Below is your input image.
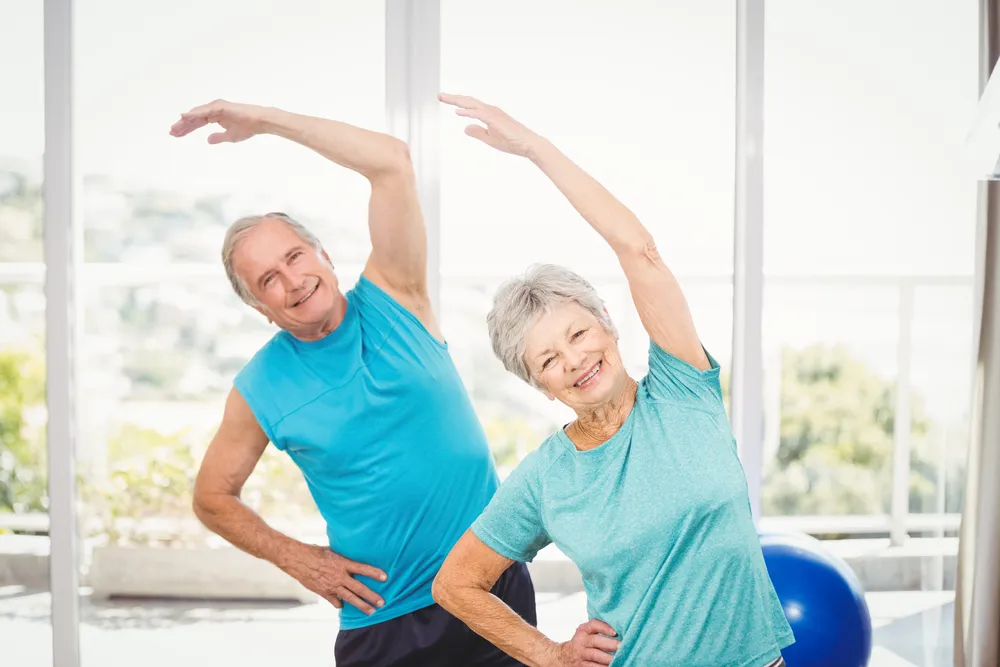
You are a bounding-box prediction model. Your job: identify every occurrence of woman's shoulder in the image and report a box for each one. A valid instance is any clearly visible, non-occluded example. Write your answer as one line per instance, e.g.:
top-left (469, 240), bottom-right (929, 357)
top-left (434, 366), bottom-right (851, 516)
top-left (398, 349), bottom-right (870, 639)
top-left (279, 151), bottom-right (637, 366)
top-left (504, 430), bottom-right (571, 481)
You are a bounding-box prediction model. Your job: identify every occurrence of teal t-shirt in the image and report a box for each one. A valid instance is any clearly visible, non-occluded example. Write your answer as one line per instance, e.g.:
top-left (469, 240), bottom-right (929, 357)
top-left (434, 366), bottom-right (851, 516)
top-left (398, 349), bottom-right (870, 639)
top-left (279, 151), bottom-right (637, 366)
top-left (472, 341), bottom-right (794, 666)
top-left (234, 276), bottom-right (500, 630)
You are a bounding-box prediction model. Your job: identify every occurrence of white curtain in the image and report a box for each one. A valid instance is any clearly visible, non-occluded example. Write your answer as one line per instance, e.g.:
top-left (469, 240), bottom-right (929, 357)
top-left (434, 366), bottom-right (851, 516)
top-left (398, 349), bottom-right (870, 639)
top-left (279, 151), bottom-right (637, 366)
top-left (955, 3), bottom-right (1000, 665)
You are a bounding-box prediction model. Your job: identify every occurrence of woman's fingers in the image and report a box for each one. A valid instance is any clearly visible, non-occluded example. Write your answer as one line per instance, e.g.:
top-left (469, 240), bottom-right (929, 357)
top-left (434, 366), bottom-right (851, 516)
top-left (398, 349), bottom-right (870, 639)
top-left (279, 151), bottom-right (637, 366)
top-left (582, 619), bottom-right (618, 637)
top-left (438, 92), bottom-right (484, 109)
top-left (582, 647), bottom-right (615, 665)
top-left (464, 125), bottom-right (491, 143)
top-left (587, 634), bottom-right (620, 653)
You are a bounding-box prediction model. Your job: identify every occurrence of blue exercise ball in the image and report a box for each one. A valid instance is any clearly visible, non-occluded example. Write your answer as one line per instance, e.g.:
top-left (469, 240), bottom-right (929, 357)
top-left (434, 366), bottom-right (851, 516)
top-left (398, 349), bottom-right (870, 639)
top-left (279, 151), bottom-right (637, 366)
top-left (759, 533), bottom-right (872, 667)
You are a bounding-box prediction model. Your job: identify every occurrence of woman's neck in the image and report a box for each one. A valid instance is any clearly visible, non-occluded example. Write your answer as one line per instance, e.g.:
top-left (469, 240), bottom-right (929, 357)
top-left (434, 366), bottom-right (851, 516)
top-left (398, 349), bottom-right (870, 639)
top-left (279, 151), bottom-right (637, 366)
top-left (566, 375), bottom-right (639, 451)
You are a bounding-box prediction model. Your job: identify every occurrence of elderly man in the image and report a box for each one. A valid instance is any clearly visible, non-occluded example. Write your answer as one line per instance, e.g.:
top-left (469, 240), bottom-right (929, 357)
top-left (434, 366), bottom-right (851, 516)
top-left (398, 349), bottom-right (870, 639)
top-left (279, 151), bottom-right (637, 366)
top-left (169, 100), bottom-right (536, 666)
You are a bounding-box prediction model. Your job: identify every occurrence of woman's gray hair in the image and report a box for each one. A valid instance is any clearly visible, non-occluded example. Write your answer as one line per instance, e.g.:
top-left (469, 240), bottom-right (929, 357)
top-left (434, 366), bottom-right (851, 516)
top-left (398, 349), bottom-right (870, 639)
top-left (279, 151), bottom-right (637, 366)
top-left (487, 264), bottom-right (617, 386)
top-left (222, 212), bottom-right (323, 306)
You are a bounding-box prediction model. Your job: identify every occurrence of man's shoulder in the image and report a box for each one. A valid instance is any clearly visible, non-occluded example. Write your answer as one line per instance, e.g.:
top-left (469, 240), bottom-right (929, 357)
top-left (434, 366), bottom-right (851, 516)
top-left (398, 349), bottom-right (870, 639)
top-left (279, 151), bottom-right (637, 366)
top-left (235, 331), bottom-right (294, 385)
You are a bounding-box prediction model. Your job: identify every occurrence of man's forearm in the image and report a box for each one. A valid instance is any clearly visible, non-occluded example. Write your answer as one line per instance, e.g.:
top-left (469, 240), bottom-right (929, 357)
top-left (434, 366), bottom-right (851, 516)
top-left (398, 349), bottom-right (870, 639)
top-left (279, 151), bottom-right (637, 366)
top-left (194, 492), bottom-right (305, 571)
top-left (260, 107), bottom-right (409, 180)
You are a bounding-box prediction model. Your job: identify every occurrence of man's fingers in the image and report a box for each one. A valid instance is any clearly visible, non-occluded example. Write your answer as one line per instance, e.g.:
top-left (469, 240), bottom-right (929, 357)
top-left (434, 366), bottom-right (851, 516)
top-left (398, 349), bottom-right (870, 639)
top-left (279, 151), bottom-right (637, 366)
top-left (168, 116), bottom-right (208, 137)
top-left (207, 130), bottom-right (237, 145)
top-left (342, 577), bottom-right (385, 610)
top-left (344, 560), bottom-right (388, 583)
top-left (338, 588), bottom-right (377, 616)
top-left (169, 100), bottom-right (230, 137)
top-left (182, 99), bottom-right (226, 118)
top-left (322, 593), bottom-right (343, 609)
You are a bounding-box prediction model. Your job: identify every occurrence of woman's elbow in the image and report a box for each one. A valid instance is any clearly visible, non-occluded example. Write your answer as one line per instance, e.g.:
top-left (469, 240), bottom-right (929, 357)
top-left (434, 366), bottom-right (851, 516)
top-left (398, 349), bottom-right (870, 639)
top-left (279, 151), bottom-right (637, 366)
top-left (432, 561), bottom-right (479, 614)
top-left (431, 569), bottom-right (456, 609)
top-left (615, 232), bottom-right (659, 263)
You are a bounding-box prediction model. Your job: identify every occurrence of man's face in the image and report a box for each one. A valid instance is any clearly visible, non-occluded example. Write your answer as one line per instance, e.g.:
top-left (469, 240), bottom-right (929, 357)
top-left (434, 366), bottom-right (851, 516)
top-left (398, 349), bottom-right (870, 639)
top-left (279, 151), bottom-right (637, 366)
top-left (232, 218), bottom-right (342, 338)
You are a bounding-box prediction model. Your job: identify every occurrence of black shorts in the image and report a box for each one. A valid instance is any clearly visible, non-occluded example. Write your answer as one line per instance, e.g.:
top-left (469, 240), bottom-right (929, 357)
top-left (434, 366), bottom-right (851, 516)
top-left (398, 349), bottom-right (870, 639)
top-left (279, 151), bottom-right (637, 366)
top-left (334, 561), bottom-right (537, 667)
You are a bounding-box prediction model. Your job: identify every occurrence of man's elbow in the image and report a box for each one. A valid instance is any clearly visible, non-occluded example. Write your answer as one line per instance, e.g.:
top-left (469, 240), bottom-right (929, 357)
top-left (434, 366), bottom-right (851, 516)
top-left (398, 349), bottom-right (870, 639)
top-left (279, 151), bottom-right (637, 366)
top-left (387, 138), bottom-right (411, 166)
top-left (191, 485), bottom-right (229, 529)
top-left (370, 138), bottom-right (414, 179)
top-left (191, 489), bottom-right (212, 526)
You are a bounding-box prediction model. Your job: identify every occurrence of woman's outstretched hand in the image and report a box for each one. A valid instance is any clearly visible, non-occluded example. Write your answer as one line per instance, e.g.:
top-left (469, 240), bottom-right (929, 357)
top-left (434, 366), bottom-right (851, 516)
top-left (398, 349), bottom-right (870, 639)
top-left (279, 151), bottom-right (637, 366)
top-left (438, 93), bottom-right (542, 159)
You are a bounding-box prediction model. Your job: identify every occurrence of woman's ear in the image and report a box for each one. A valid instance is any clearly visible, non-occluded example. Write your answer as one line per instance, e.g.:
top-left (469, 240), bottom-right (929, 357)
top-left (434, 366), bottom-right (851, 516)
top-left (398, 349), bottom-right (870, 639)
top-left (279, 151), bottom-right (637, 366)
top-left (601, 304), bottom-right (620, 341)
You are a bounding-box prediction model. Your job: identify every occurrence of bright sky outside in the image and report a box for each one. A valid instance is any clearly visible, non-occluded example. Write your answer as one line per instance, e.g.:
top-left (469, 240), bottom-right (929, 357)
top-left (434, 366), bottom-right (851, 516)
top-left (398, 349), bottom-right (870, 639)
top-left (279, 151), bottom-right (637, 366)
top-left (0, 0), bottom-right (983, 419)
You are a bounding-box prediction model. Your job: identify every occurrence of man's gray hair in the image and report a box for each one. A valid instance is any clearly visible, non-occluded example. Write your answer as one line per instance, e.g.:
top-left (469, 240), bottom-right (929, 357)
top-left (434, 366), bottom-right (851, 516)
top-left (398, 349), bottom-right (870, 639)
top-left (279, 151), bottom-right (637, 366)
top-left (221, 212), bottom-right (323, 306)
top-left (487, 264), bottom-right (617, 386)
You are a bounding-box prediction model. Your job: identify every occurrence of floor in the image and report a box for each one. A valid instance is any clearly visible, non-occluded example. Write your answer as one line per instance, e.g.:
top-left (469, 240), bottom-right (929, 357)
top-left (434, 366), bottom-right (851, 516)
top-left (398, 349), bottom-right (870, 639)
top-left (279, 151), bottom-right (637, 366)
top-left (0, 586), bottom-right (955, 666)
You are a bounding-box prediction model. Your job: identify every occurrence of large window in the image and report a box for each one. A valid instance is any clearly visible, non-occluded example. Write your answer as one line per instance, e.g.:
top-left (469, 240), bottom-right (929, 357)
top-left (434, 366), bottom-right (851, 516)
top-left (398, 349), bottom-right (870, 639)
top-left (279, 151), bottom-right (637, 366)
top-left (3, 3), bottom-right (984, 665)
top-left (71, 2), bottom-right (385, 664)
top-left (440, 0), bottom-right (736, 470)
top-left (0, 1), bottom-right (51, 665)
top-left (761, 0), bottom-right (979, 530)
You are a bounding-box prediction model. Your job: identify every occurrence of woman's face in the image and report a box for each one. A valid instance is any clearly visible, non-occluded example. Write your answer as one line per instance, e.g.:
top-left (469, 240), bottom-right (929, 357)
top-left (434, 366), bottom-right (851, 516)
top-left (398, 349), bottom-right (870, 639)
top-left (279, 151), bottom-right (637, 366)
top-left (523, 302), bottom-right (627, 412)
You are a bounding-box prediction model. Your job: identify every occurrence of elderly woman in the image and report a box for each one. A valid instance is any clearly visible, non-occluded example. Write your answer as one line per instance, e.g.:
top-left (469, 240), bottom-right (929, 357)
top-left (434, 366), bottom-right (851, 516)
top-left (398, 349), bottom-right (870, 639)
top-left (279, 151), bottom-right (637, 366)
top-left (432, 93), bottom-right (795, 667)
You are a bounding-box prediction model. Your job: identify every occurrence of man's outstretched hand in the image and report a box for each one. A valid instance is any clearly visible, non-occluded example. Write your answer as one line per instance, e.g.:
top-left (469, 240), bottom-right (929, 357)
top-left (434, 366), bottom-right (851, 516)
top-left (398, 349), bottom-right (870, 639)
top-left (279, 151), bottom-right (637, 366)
top-left (169, 99), bottom-right (273, 144)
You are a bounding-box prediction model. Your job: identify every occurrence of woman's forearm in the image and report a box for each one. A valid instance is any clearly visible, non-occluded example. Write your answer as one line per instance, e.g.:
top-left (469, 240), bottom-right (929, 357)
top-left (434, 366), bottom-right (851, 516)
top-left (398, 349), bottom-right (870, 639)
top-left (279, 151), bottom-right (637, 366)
top-left (526, 137), bottom-right (653, 257)
top-left (434, 583), bottom-right (556, 667)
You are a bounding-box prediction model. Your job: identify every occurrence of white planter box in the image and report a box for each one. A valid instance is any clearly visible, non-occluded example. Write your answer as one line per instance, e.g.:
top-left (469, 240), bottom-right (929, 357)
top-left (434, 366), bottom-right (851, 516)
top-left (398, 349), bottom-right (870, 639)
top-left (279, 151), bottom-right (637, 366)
top-left (0, 535), bottom-right (50, 589)
top-left (88, 545), bottom-right (318, 603)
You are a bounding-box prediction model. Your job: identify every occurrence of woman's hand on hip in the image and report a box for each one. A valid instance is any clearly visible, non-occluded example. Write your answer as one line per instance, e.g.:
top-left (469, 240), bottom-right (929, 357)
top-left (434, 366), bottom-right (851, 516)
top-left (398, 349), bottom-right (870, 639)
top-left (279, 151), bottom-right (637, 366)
top-left (544, 619), bottom-right (620, 667)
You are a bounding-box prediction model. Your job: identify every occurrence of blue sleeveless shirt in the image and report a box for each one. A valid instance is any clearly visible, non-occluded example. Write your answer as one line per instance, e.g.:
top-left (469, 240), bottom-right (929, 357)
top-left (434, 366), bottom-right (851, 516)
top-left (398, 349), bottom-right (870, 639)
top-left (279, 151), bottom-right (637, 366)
top-left (234, 276), bottom-right (499, 629)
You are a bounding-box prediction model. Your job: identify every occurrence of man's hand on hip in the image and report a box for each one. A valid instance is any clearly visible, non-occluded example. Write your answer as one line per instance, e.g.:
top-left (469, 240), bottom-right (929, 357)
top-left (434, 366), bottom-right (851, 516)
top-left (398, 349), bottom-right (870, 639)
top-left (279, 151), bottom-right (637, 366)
top-left (282, 543), bottom-right (388, 615)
